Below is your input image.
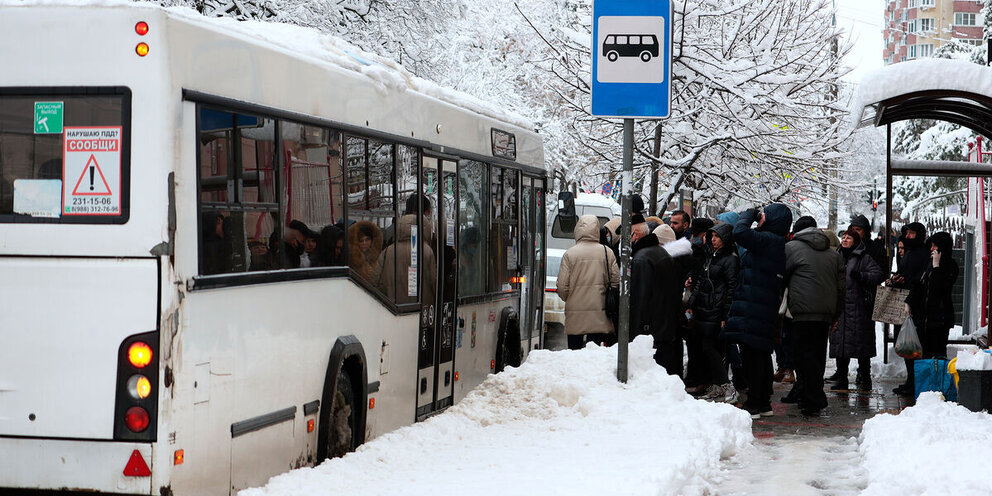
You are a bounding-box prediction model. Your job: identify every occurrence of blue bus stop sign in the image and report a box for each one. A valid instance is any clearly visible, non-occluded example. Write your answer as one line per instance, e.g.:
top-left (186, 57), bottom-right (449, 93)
top-left (591, 0), bottom-right (672, 118)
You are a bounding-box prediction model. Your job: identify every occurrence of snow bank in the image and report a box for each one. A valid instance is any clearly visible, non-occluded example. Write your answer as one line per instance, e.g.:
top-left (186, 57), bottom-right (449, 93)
top-left (859, 392), bottom-right (992, 496)
top-left (956, 349), bottom-right (992, 371)
top-left (241, 336), bottom-right (752, 496)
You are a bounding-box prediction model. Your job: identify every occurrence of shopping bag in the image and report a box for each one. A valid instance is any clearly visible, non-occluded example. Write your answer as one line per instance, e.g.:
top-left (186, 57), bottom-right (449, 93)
top-left (894, 316), bottom-right (923, 359)
top-left (914, 359), bottom-right (958, 402)
top-left (871, 285), bottom-right (911, 325)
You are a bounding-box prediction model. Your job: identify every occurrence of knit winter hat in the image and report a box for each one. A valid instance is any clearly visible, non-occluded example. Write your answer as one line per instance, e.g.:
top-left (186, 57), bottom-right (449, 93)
top-left (793, 215), bottom-right (817, 233)
top-left (653, 224), bottom-right (677, 245)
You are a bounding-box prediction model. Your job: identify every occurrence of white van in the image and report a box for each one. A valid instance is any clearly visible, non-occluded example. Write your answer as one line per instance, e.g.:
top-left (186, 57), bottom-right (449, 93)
top-left (546, 193), bottom-right (622, 251)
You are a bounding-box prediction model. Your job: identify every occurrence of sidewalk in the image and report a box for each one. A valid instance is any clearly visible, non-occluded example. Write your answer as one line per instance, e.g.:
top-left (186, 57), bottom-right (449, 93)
top-left (750, 377), bottom-right (912, 438)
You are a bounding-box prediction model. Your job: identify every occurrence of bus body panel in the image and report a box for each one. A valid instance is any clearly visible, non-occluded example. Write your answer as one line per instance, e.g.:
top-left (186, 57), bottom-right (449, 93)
top-left (0, 438), bottom-right (152, 494)
top-left (0, 257), bottom-right (158, 439)
top-left (165, 277), bottom-right (420, 495)
top-left (0, 6), bottom-right (172, 258)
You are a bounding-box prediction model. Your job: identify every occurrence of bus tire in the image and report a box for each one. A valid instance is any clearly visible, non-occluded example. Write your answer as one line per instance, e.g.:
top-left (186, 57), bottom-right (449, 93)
top-left (640, 51), bottom-right (652, 62)
top-left (494, 307), bottom-right (521, 373)
top-left (317, 336), bottom-right (367, 462)
top-left (327, 369), bottom-right (356, 458)
top-left (607, 51), bottom-right (619, 62)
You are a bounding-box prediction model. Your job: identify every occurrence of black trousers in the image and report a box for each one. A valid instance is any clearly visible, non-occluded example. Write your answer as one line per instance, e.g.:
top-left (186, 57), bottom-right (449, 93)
top-left (654, 337), bottom-right (684, 378)
top-left (791, 321), bottom-right (829, 411)
top-left (740, 343), bottom-right (773, 412)
top-left (689, 321), bottom-right (729, 385)
top-left (567, 332), bottom-right (616, 350)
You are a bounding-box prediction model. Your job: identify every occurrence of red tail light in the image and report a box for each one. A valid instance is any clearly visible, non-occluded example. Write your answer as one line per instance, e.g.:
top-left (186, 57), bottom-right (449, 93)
top-left (124, 406), bottom-right (150, 432)
top-left (545, 288), bottom-right (557, 292)
top-left (135, 21), bottom-right (149, 36)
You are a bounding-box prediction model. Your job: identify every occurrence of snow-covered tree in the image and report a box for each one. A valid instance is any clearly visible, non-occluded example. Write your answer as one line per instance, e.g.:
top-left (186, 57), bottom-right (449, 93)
top-left (518, 0), bottom-right (852, 216)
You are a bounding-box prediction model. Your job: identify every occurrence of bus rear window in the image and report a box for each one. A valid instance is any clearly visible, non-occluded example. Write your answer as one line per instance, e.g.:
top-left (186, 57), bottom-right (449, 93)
top-left (0, 88), bottom-right (130, 223)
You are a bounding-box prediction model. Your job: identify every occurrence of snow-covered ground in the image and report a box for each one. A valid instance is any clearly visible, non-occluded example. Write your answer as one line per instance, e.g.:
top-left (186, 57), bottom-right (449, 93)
top-left (241, 336), bottom-right (752, 496)
top-left (860, 392), bottom-right (992, 496)
top-left (243, 336), bottom-right (992, 496)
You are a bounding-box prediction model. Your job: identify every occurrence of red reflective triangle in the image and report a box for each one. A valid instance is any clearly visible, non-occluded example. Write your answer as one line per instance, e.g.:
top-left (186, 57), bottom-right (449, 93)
top-left (123, 449), bottom-right (151, 477)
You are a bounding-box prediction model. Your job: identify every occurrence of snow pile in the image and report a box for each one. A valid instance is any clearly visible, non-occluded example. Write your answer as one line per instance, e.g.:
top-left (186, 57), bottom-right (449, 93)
top-left (241, 336), bottom-right (752, 496)
top-left (859, 392), bottom-right (992, 496)
top-left (956, 349), bottom-right (992, 371)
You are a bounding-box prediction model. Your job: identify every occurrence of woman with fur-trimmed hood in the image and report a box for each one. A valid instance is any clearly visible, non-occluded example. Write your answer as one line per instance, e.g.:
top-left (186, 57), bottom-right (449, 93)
top-left (348, 220), bottom-right (383, 282)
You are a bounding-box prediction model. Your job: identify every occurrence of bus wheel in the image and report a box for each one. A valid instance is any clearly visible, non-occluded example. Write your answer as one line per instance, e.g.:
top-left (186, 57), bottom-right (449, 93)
top-left (607, 51), bottom-right (619, 62)
top-left (640, 51), bottom-right (652, 62)
top-left (327, 370), bottom-right (356, 458)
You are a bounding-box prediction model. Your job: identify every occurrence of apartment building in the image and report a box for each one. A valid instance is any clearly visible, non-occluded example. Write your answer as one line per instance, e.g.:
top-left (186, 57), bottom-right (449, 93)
top-left (883, 0), bottom-right (984, 64)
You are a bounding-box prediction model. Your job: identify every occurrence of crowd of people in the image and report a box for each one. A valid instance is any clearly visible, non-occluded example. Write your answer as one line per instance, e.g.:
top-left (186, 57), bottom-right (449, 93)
top-left (556, 200), bottom-right (958, 419)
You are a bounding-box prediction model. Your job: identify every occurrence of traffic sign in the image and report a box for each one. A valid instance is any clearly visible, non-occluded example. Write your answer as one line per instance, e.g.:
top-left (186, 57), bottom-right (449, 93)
top-left (34, 101), bottom-right (63, 134)
top-left (591, 0), bottom-right (672, 118)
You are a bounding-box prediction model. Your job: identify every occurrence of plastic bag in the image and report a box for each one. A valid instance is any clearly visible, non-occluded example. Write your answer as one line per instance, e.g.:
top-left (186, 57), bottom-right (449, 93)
top-left (895, 315), bottom-right (923, 359)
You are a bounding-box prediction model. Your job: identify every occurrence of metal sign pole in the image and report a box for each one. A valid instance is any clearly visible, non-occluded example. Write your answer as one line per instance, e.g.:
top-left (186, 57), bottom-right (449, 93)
top-left (617, 118), bottom-right (633, 383)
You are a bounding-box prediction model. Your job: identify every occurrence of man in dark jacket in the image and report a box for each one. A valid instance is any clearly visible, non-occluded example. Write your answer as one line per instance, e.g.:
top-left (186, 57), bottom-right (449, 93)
top-left (629, 215), bottom-right (683, 376)
top-left (724, 203), bottom-right (792, 419)
top-left (782, 218), bottom-right (846, 415)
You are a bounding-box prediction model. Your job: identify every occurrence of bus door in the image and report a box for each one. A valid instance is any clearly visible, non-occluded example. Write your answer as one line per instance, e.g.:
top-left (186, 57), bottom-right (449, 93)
top-left (520, 176), bottom-right (546, 353)
top-left (416, 157), bottom-right (458, 420)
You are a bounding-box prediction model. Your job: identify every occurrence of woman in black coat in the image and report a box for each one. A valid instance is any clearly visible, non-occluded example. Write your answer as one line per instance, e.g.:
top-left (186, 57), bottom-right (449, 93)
top-left (830, 230), bottom-right (885, 391)
top-left (906, 232), bottom-right (958, 359)
top-left (688, 222), bottom-right (739, 400)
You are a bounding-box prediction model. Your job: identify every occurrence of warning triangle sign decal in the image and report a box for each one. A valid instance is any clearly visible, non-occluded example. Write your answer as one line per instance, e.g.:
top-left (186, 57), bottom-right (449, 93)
top-left (71, 154), bottom-right (113, 196)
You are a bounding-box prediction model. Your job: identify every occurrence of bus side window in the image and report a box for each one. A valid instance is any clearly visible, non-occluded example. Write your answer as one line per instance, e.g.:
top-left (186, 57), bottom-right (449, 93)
top-left (457, 161), bottom-right (487, 297)
top-left (197, 108), bottom-right (277, 275)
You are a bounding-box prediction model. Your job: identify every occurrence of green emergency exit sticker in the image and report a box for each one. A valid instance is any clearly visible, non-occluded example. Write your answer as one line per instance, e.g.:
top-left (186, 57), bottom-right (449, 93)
top-left (34, 102), bottom-right (63, 134)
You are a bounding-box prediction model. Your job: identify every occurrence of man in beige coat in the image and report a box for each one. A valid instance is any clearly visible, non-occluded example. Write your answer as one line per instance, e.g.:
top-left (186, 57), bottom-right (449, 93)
top-left (557, 215), bottom-right (620, 350)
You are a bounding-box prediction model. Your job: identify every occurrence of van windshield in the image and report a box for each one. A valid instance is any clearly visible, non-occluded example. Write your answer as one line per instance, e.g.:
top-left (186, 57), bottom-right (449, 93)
top-left (0, 90), bottom-right (129, 223)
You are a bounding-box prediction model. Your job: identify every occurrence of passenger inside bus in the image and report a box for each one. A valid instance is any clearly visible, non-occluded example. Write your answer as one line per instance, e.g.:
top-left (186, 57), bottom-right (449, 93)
top-left (313, 225), bottom-right (346, 267)
top-left (201, 212), bottom-right (232, 275)
top-left (349, 220), bottom-right (382, 281)
top-left (375, 194), bottom-right (436, 305)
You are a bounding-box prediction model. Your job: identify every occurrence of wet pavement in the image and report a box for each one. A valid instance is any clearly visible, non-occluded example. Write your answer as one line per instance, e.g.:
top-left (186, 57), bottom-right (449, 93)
top-left (750, 376), bottom-right (913, 439)
top-left (713, 376), bottom-right (914, 495)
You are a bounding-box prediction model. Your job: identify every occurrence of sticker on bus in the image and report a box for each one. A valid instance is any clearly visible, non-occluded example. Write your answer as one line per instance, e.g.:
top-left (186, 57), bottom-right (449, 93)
top-left (62, 126), bottom-right (122, 216)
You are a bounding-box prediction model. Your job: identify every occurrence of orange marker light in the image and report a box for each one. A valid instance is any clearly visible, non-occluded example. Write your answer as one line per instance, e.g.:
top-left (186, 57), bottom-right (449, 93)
top-left (135, 21), bottom-right (149, 36)
top-left (490, 359), bottom-right (495, 369)
top-left (128, 342), bottom-right (153, 368)
top-left (307, 419), bottom-right (315, 432)
top-left (368, 397), bottom-right (375, 409)
top-left (126, 375), bottom-right (152, 399)
top-left (136, 43), bottom-right (149, 57)
top-left (454, 371), bottom-right (460, 382)
top-left (174, 449), bottom-right (184, 465)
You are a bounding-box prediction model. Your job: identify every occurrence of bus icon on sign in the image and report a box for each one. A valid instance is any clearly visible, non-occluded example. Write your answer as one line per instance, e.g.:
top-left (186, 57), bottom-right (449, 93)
top-left (603, 34), bottom-right (659, 62)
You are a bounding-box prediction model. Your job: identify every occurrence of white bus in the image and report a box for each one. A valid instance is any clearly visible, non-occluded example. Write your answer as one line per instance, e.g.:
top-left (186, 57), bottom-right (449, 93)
top-left (0, 4), bottom-right (547, 494)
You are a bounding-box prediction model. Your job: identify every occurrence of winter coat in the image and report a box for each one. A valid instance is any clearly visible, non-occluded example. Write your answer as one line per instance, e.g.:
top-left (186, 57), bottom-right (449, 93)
top-left (557, 215), bottom-right (620, 335)
top-left (689, 223), bottom-right (739, 323)
top-left (723, 203), bottom-right (792, 352)
top-left (906, 232), bottom-right (959, 332)
top-left (348, 220), bottom-right (384, 281)
top-left (630, 233), bottom-right (683, 345)
top-left (851, 214), bottom-right (889, 273)
top-left (894, 236), bottom-right (930, 289)
top-left (784, 228), bottom-right (846, 323)
top-left (374, 214), bottom-right (437, 305)
top-left (830, 243), bottom-right (885, 359)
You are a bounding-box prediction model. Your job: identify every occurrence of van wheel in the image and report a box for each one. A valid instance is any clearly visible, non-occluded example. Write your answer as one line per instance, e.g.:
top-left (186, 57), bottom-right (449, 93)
top-left (607, 51), bottom-right (619, 62)
top-left (327, 370), bottom-right (356, 458)
top-left (640, 51), bottom-right (652, 62)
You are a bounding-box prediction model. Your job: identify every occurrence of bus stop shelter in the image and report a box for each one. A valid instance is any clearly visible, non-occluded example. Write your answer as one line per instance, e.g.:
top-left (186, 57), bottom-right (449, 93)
top-left (853, 58), bottom-right (992, 360)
